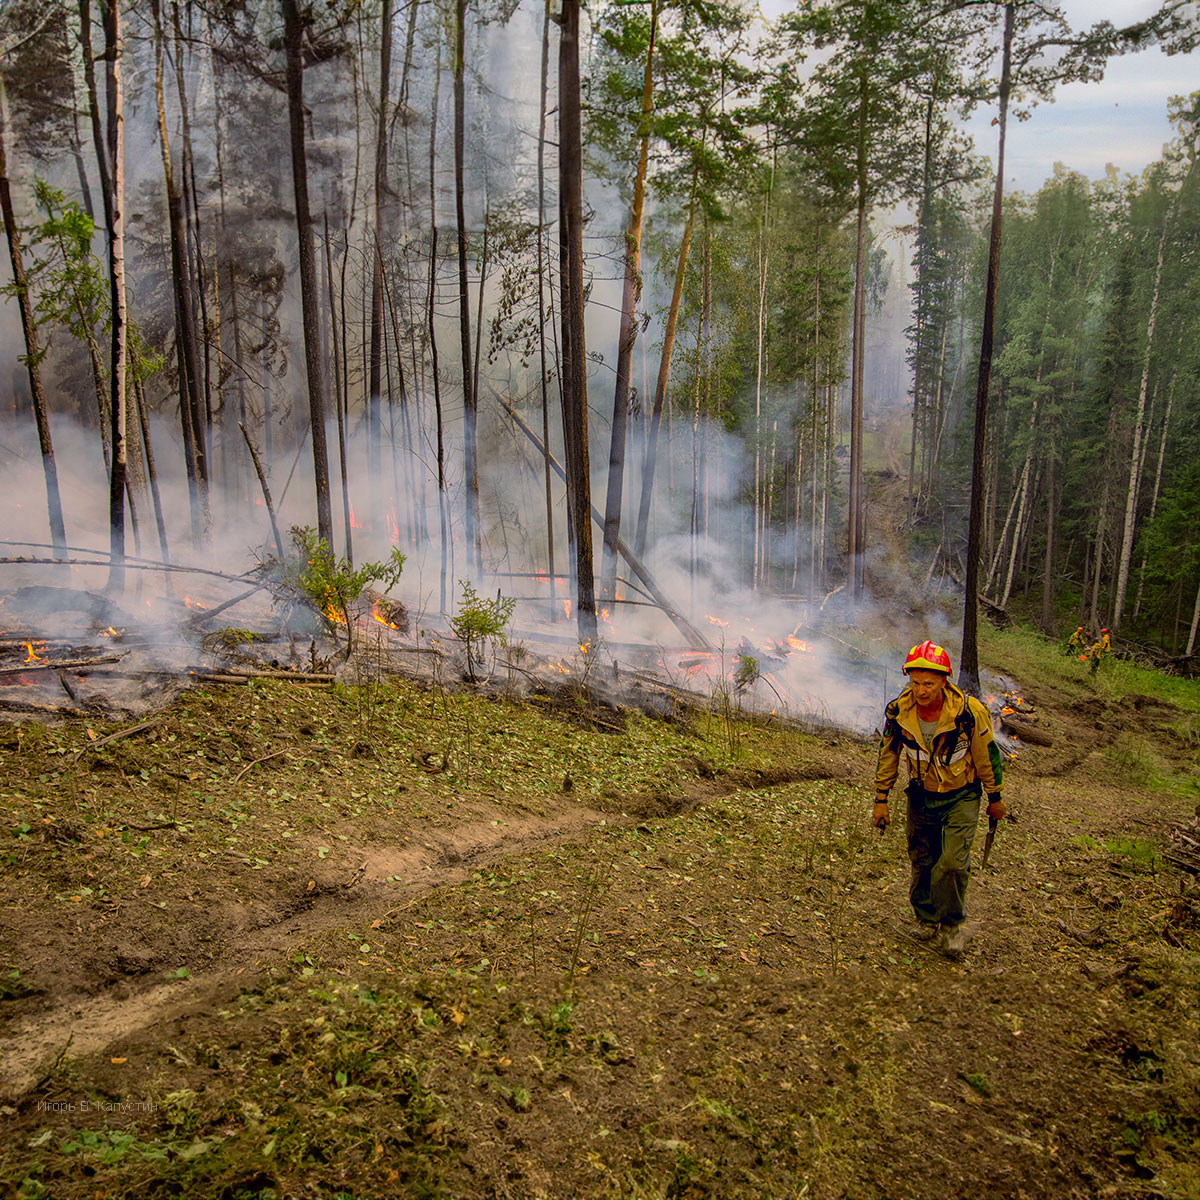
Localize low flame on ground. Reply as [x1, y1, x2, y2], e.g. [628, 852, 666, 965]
[370, 601, 401, 630]
[785, 634, 811, 652]
[705, 614, 729, 628]
[183, 597, 207, 611]
[22, 640, 46, 664]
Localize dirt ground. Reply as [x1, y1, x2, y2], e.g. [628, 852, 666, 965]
[1, 648, 1199, 1199]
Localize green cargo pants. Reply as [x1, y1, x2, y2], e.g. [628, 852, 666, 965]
[905, 781, 980, 929]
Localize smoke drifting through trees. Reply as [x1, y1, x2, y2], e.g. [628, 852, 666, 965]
[0, 0, 1198, 660]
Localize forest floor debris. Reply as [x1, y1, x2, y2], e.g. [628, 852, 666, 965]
[1, 626, 1199, 1199]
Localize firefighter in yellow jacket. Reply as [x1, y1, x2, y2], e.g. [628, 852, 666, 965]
[872, 641, 1006, 958]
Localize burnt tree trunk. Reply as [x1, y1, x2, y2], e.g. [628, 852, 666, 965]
[960, 1, 1013, 698]
[0, 80, 68, 554]
[556, 0, 597, 645]
[537, 0, 556, 611]
[367, 0, 393, 508]
[282, 0, 334, 549]
[101, 0, 128, 595]
[601, 0, 657, 602]
[454, 0, 481, 576]
[152, 0, 209, 546]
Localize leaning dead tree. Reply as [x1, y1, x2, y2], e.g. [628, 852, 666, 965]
[497, 393, 713, 651]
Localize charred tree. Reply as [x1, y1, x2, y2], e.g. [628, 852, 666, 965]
[601, 0, 658, 603]
[324, 213, 353, 564]
[556, 0, 598, 646]
[427, 34, 450, 612]
[454, 0, 481, 576]
[367, 0, 393, 508]
[0, 78, 67, 554]
[281, 0, 334, 550]
[100, 0, 127, 595]
[536, 0, 557, 610]
[152, 0, 209, 546]
[960, 1, 1013, 698]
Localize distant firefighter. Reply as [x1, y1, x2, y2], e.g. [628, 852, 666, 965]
[1086, 629, 1111, 673]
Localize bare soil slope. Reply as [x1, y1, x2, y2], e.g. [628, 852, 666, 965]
[1, 661, 1198, 1199]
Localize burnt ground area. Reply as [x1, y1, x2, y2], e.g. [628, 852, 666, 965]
[1, 655, 1199, 1199]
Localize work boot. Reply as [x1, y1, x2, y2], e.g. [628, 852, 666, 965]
[940, 923, 966, 959]
[911, 920, 939, 941]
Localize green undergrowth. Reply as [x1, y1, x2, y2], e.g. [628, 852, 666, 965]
[982, 623, 1200, 713]
[4, 663, 1199, 1199]
[0, 674, 810, 880]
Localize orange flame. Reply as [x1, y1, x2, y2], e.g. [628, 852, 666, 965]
[370, 601, 401, 630]
[785, 635, 810, 652]
[22, 640, 46, 664]
[705, 614, 729, 627]
[183, 597, 207, 611]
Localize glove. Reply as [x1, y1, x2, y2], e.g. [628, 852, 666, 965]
[986, 795, 1006, 821]
[873, 801, 890, 830]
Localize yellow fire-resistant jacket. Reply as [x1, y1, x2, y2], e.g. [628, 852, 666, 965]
[874, 680, 1003, 799]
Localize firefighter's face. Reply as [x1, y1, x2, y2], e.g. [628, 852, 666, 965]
[907, 668, 948, 707]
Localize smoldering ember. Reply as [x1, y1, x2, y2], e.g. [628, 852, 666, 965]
[1, 2, 1199, 1199]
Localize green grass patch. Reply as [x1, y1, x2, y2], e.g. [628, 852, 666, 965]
[982, 623, 1200, 712]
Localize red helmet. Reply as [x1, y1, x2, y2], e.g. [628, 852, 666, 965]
[903, 640, 952, 676]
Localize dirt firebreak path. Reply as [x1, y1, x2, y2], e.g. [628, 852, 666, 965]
[2, 735, 841, 1104]
[3, 801, 620, 1098]
[1, 676, 1198, 1200]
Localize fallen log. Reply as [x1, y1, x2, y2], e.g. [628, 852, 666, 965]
[0, 654, 123, 676]
[0, 554, 255, 584]
[183, 585, 269, 630]
[0, 698, 86, 717]
[234, 748, 289, 784]
[192, 668, 336, 682]
[0, 639, 89, 651]
[1000, 715, 1054, 746]
[58, 671, 81, 703]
